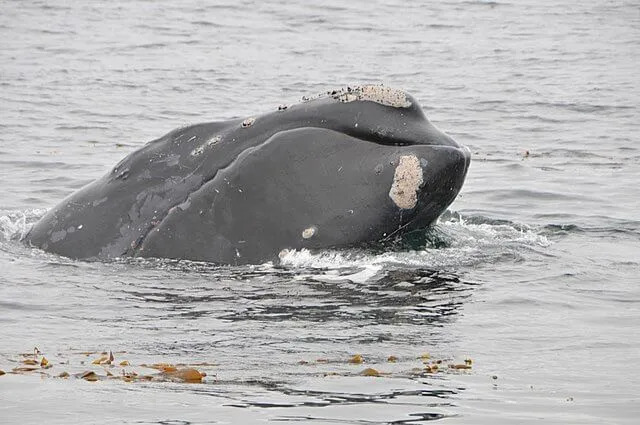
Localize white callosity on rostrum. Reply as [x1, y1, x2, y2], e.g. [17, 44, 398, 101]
[388, 155, 424, 209]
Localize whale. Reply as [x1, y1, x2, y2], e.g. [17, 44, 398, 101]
[23, 85, 471, 264]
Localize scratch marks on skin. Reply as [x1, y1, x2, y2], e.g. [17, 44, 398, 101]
[92, 197, 108, 207]
[389, 155, 424, 210]
[333, 85, 412, 108]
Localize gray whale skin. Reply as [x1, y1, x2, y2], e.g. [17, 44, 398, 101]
[24, 85, 471, 265]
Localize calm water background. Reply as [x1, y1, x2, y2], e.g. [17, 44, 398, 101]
[1, 0, 639, 423]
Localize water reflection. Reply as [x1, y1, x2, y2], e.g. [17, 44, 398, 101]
[112, 262, 477, 327]
[181, 377, 459, 423]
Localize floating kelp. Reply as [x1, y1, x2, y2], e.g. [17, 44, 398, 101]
[1, 347, 475, 385]
[2, 347, 211, 385]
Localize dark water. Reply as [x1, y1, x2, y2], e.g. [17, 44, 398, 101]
[1, 1, 639, 424]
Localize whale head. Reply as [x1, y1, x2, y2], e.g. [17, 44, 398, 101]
[24, 85, 471, 264]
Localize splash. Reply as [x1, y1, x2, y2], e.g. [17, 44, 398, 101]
[0, 209, 46, 242]
[279, 212, 551, 273]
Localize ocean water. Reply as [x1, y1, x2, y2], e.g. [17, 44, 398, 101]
[1, 0, 639, 424]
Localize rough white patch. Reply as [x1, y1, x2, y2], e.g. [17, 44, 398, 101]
[341, 93, 358, 102]
[334, 85, 411, 108]
[389, 155, 424, 209]
[187, 134, 214, 156]
[242, 117, 256, 127]
[302, 226, 317, 239]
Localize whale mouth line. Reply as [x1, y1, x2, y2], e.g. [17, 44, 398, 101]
[323, 126, 462, 149]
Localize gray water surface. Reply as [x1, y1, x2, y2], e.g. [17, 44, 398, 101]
[1, 1, 639, 424]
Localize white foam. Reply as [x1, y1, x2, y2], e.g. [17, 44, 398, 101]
[0, 209, 47, 241]
[279, 214, 552, 273]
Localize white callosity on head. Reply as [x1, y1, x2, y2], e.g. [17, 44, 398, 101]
[302, 226, 317, 239]
[335, 85, 411, 108]
[389, 155, 424, 209]
[207, 135, 221, 146]
[190, 146, 205, 157]
[242, 117, 256, 127]
[191, 135, 222, 157]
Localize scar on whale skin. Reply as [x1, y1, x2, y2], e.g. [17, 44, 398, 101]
[389, 155, 424, 210]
